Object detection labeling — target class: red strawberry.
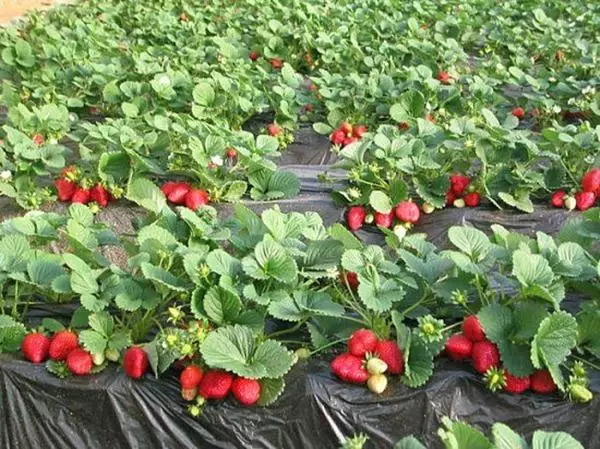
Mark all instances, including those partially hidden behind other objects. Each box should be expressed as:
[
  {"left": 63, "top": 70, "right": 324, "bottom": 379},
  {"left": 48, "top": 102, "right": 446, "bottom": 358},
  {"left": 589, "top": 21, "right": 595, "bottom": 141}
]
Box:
[
  {"left": 231, "top": 377, "right": 261, "bottom": 406},
  {"left": 464, "top": 192, "right": 481, "bottom": 207},
  {"left": 395, "top": 201, "right": 420, "bottom": 224},
  {"left": 267, "top": 123, "right": 281, "bottom": 137},
  {"left": 551, "top": 190, "right": 566, "bottom": 208},
  {"left": 342, "top": 136, "right": 358, "bottom": 146},
  {"left": 66, "top": 348, "right": 93, "bottom": 376},
  {"left": 398, "top": 122, "right": 410, "bottom": 131},
  {"left": 123, "top": 346, "right": 149, "bottom": 379},
  {"left": 374, "top": 211, "right": 394, "bottom": 228},
  {"left": 450, "top": 174, "right": 470, "bottom": 196},
  {"left": 60, "top": 165, "right": 77, "bottom": 178},
  {"left": 32, "top": 134, "right": 45, "bottom": 145},
  {"left": 249, "top": 50, "right": 259, "bottom": 61},
  {"left": 347, "top": 329, "right": 378, "bottom": 357},
  {"left": 352, "top": 125, "right": 368, "bottom": 138},
  {"left": 530, "top": 370, "right": 556, "bottom": 394},
  {"left": 21, "top": 332, "right": 50, "bottom": 363},
  {"left": 90, "top": 184, "right": 109, "bottom": 207},
  {"left": 330, "top": 353, "right": 369, "bottom": 384},
  {"left": 462, "top": 315, "right": 485, "bottom": 342},
  {"left": 199, "top": 370, "right": 234, "bottom": 399},
  {"left": 504, "top": 371, "right": 530, "bottom": 394},
  {"left": 511, "top": 107, "right": 525, "bottom": 119},
  {"left": 446, "top": 190, "right": 457, "bottom": 206},
  {"left": 270, "top": 58, "right": 283, "bottom": 69},
  {"left": 374, "top": 340, "right": 404, "bottom": 375},
  {"left": 330, "top": 129, "right": 346, "bottom": 145},
  {"left": 445, "top": 334, "right": 473, "bottom": 361},
  {"left": 425, "top": 114, "right": 435, "bottom": 123},
  {"left": 304, "top": 103, "right": 313, "bottom": 113},
  {"left": 71, "top": 188, "right": 91, "bottom": 204},
  {"left": 341, "top": 271, "right": 359, "bottom": 290},
  {"left": 346, "top": 206, "right": 366, "bottom": 231},
  {"left": 340, "top": 122, "right": 353, "bottom": 136},
  {"left": 581, "top": 168, "right": 600, "bottom": 195},
  {"left": 48, "top": 330, "right": 79, "bottom": 361},
  {"left": 226, "top": 148, "right": 238, "bottom": 159},
  {"left": 437, "top": 71, "right": 451, "bottom": 85},
  {"left": 166, "top": 182, "right": 191, "bottom": 204},
  {"left": 55, "top": 179, "right": 77, "bottom": 202},
  {"left": 179, "top": 13, "right": 189, "bottom": 22},
  {"left": 185, "top": 189, "right": 210, "bottom": 211},
  {"left": 555, "top": 50, "right": 564, "bottom": 62},
  {"left": 180, "top": 365, "right": 204, "bottom": 401},
  {"left": 471, "top": 340, "right": 500, "bottom": 374},
  {"left": 161, "top": 181, "right": 178, "bottom": 196},
  {"left": 575, "top": 191, "right": 596, "bottom": 211}
]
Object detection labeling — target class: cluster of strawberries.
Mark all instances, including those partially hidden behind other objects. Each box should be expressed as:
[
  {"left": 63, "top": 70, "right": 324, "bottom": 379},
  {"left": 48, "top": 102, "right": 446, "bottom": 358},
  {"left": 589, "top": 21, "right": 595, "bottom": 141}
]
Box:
[
  {"left": 330, "top": 122, "right": 368, "bottom": 147},
  {"left": 551, "top": 167, "right": 599, "bottom": 211},
  {"left": 55, "top": 166, "right": 113, "bottom": 207},
  {"left": 445, "top": 316, "right": 556, "bottom": 395},
  {"left": 346, "top": 200, "right": 420, "bottom": 238},
  {"left": 21, "top": 329, "right": 148, "bottom": 379},
  {"left": 179, "top": 366, "right": 262, "bottom": 415},
  {"left": 161, "top": 181, "right": 210, "bottom": 211},
  {"left": 248, "top": 50, "right": 283, "bottom": 70},
  {"left": 446, "top": 174, "right": 481, "bottom": 208},
  {"left": 330, "top": 328, "right": 404, "bottom": 394}
]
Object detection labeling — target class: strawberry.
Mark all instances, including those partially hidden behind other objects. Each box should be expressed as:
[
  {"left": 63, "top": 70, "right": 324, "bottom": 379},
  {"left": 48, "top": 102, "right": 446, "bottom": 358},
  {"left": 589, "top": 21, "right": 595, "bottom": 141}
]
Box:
[
  {"left": 341, "top": 271, "right": 359, "bottom": 290},
  {"left": 185, "top": 189, "right": 210, "bottom": 211},
  {"left": 446, "top": 190, "right": 457, "bottom": 206},
  {"left": 49, "top": 330, "right": 79, "bottom": 361},
  {"left": 395, "top": 201, "right": 420, "bottom": 224},
  {"left": 453, "top": 198, "right": 466, "bottom": 208},
  {"left": 32, "top": 134, "right": 45, "bottom": 146},
  {"left": 398, "top": 122, "right": 410, "bottom": 131},
  {"left": 330, "top": 353, "right": 369, "bottom": 384},
  {"left": 374, "top": 211, "right": 394, "bottom": 228},
  {"left": 343, "top": 136, "right": 358, "bottom": 146},
  {"left": 366, "top": 357, "right": 387, "bottom": 375},
  {"left": 249, "top": 50, "right": 259, "bottom": 61},
  {"left": 374, "top": 340, "right": 404, "bottom": 375},
  {"left": 270, "top": 58, "right": 283, "bottom": 69},
  {"left": 180, "top": 365, "right": 204, "bottom": 401},
  {"left": 551, "top": 190, "right": 566, "bottom": 208},
  {"left": 471, "top": 340, "right": 500, "bottom": 374},
  {"left": 450, "top": 174, "right": 470, "bottom": 196},
  {"left": 161, "top": 181, "right": 178, "bottom": 196},
  {"left": 555, "top": 50, "right": 564, "bottom": 62},
  {"left": 352, "top": 125, "right": 368, "bottom": 138},
  {"left": 199, "top": 370, "right": 234, "bottom": 399},
  {"left": 304, "top": 103, "right": 313, "bottom": 113},
  {"left": 575, "top": 191, "right": 596, "bottom": 211},
  {"left": 71, "top": 188, "right": 91, "bottom": 204},
  {"left": 179, "top": 13, "right": 189, "bottom": 22},
  {"left": 462, "top": 315, "right": 485, "bottom": 342},
  {"left": 504, "top": 371, "right": 530, "bottom": 394},
  {"left": 226, "top": 148, "right": 238, "bottom": 159},
  {"left": 346, "top": 206, "right": 366, "bottom": 231},
  {"left": 90, "top": 184, "right": 109, "bottom": 207},
  {"left": 267, "top": 123, "right": 281, "bottom": 137},
  {"left": 581, "top": 168, "right": 600, "bottom": 195},
  {"left": 367, "top": 374, "right": 388, "bottom": 394},
  {"left": 445, "top": 334, "right": 473, "bottom": 361},
  {"left": 564, "top": 196, "right": 577, "bottom": 211},
  {"left": 21, "top": 332, "right": 50, "bottom": 363},
  {"left": 511, "top": 107, "right": 525, "bottom": 119},
  {"left": 347, "top": 329, "right": 378, "bottom": 357},
  {"left": 530, "top": 370, "right": 556, "bottom": 394},
  {"left": 437, "top": 71, "right": 451, "bottom": 85},
  {"left": 55, "top": 179, "right": 77, "bottom": 202},
  {"left": 340, "top": 122, "right": 353, "bottom": 135},
  {"left": 463, "top": 192, "right": 481, "bottom": 207},
  {"left": 231, "top": 377, "right": 261, "bottom": 406},
  {"left": 425, "top": 113, "right": 435, "bottom": 123},
  {"left": 123, "top": 346, "right": 149, "bottom": 379},
  {"left": 330, "top": 129, "right": 346, "bottom": 145},
  {"left": 166, "top": 182, "right": 191, "bottom": 204},
  {"left": 66, "top": 348, "right": 93, "bottom": 376}
]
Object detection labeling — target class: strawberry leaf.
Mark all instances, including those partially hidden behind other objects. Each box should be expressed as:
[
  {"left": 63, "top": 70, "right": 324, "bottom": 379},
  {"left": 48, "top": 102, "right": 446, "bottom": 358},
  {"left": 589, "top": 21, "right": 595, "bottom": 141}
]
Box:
[
  {"left": 257, "top": 377, "right": 285, "bottom": 407},
  {"left": 401, "top": 338, "right": 433, "bottom": 388},
  {"left": 531, "top": 311, "right": 578, "bottom": 370},
  {"left": 531, "top": 431, "right": 584, "bottom": 449}
]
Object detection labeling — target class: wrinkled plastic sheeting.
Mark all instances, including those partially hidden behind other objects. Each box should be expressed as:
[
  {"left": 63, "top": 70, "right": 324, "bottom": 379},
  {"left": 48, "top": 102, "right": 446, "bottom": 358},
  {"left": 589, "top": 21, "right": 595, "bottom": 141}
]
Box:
[{"left": 0, "top": 356, "right": 599, "bottom": 449}]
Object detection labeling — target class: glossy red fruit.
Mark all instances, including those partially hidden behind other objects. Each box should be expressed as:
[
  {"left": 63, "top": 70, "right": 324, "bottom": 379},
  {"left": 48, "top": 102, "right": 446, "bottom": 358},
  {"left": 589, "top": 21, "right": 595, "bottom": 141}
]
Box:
[
  {"left": 575, "top": 191, "right": 596, "bottom": 211},
  {"left": 71, "top": 188, "right": 91, "bottom": 204},
  {"left": 341, "top": 271, "right": 359, "bottom": 290},
  {"left": 166, "top": 182, "right": 191, "bottom": 204},
  {"left": 180, "top": 365, "right": 204, "bottom": 401},
  {"left": 90, "top": 184, "right": 109, "bottom": 207},
  {"left": 352, "top": 125, "right": 368, "bottom": 139},
  {"left": 226, "top": 148, "right": 238, "bottom": 159},
  {"left": 450, "top": 174, "right": 471, "bottom": 196},
  {"left": 267, "top": 123, "right": 281, "bottom": 137},
  {"left": 581, "top": 168, "right": 600, "bottom": 195},
  {"left": 342, "top": 136, "right": 358, "bottom": 146},
  {"left": 249, "top": 50, "right": 259, "bottom": 61},
  {"left": 425, "top": 113, "right": 435, "bottom": 123},
  {"left": 199, "top": 370, "right": 234, "bottom": 399},
  {"left": 374, "top": 211, "right": 394, "bottom": 228},
  {"left": 347, "top": 329, "right": 378, "bottom": 357},
  {"left": 330, "top": 129, "right": 346, "bottom": 145},
  {"left": 330, "top": 353, "right": 369, "bottom": 384},
  {"left": 530, "top": 370, "right": 557, "bottom": 394},
  {"left": 66, "top": 348, "right": 93, "bottom": 376},
  {"left": 463, "top": 192, "right": 481, "bottom": 207},
  {"left": 445, "top": 334, "right": 473, "bottom": 361},
  {"left": 346, "top": 206, "right": 366, "bottom": 231},
  {"left": 471, "top": 341, "right": 500, "bottom": 374},
  {"left": 462, "top": 315, "right": 485, "bottom": 342},
  {"left": 231, "top": 377, "right": 261, "bottom": 406},
  {"left": 185, "top": 189, "right": 210, "bottom": 211},
  {"left": 511, "top": 107, "right": 525, "bottom": 119},
  {"left": 270, "top": 58, "right": 283, "bottom": 69},
  {"left": 395, "top": 201, "right": 420, "bottom": 224},
  {"left": 398, "top": 122, "right": 410, "bottom": 131},
  {"left": 446, "top": 190, "right": 457, "bottom": 206},
  {"left": 49, "top": 330, "right": 79, "bottom": 361},
  {"left": 304, "top": 103, "right": 313, "bottom": 113},
  {"left": 550, "top": 190, "right": 566, "bottom": 208},
  {"left": 55, "top": 179, "right": 77, "bottom": 202},
  {"left": 32, "top": 134, "right": 45, "bottom": 146},
  {"left": 123, "top": 346, "right": 149, "bottom": 379},
  {"left": 374, "top": 340, "right": 404, "bottom": 375},
  {"left": 437, "top": 71, "right": 451, "bottom": 85},
  {"left": 504, "top": 371, "right": 530, "bottom": 394},
  {"left": 340, "top": 122, "right": 353, "bottom": 135},
  {"left": 21, "top": 332, "right": 51, "bottom": 363}
]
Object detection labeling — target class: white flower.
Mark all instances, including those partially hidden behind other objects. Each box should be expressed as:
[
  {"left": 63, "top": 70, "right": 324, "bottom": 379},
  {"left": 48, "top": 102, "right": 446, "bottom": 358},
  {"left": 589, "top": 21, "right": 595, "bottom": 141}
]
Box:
[
  {"left": 158, "top": 75, "right": 171, "bottom": 87},
  {"left": 210, "top": 155, "right": 223, "bottom": 166},
  {"left": 0, "top": 170, "right": 12, "bottom": 181},
  {"left": 548, "top": 77, "right": 557, "bottom": 83},
  {"left": 552, "top": 105, "right": 562, "bottom": 114}
]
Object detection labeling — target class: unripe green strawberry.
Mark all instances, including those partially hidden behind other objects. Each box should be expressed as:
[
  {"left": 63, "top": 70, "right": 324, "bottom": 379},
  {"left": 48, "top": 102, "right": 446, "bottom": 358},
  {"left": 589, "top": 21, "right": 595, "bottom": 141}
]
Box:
[
  {"left": 421, "top": 203, "right": 435, "bottom": 214},
  {"left": 564, "top": 196, "right": 576, "bottom": 211},
  {"left": 393, "top": 224, "right": 407, "bottom": 240},
  {"left": 294, "top": 348, "right": 311, "bottom": 360},
  {"left": 366, "top": 357, "right": 387, "bottom": 375},
  {"left": 367, "top": 374, "right": 388, "bottom": 394},
  {"left": 453, "top": 198, "right": 466, "bottom": 208},
  {"left": 105, "top": 348, "right": 120, "bottom": 362},
  {"left": 569, "top": 384, "right": 593, "bottom": 403},
  {"left": 92, "top": 352, "right": 105, "bottom": 366}
]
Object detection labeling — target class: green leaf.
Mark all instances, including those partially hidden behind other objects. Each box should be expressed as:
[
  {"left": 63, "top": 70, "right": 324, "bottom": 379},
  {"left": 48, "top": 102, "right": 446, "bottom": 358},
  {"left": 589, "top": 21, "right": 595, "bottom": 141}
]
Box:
[
  {"left": 206, "top": 249, "right": 240, "bottom": 277},
  {"left": 242, "top": 236, "right": 298, "bottom": 283},
  {"left": 141, "top": 263, "right": 191, "bottom": 291},
  {"left": 0, "top": 315, "right": 26, "bottom": 352},
  {"left": 193, "top": 83, "right": 215, "bottom": 106},
  {"left": 531, "top": 431, "right": 583, "bottom": 449},
  {"left": 79, "top": 330, "right": 107, "bottom": 355},
  {"left": 203, "top": 286, "right": 243, "bottom": 325},
  {"left": 401, "top": 338, "right": 433, "bottom": 388},
  {"left": 70, "top": 270, "right": 99, "bottom": 295},
  {"left": 513, "top": 250, "right": 554, "bottom": 287},
  {"left": 257, "top": 377, "right": 285, "bottom": 406},
  {"left": 126, "top": 178, "right": 166, "bottom": 214},
  {"left": 492, "top": 423, "right": 527, "bottom": 449},
  {"left": 27, "top": 260, "right": 65, "bottom": 287},
  {"left": 88, "top": 312, "right": 114, "bottom": 336},
  {"left": 328, "top": 224, "right": 362, "bottom": 250},
  {"left": 41, "top": 318, "right": 65, "bottom": 333},
  {"left": 394, "top": 437, "right": 427, "bottom": 449},
  {"left": 312, "top": 122, "right": 333, "bottom": 135},
  {"left": 121, "top": 102, "right": 139, "bottom": 117},
  {"left": 477, "top": 303, "right": 513, "bottom": 343},
  {"left": 369, "top": 190, "right": 392, "bottom": 213},
  {"left": 481, "top": 108, "right": 500, "bottom": 127},
  {"left": 441, "top": 420, "right": 493, "bottom": 449},
  {"left": 390, "top": 91, "right": 425, "bottom": 122},
  {"left": 222, "top": 181, "right": 247, "bottom": 201},
  {"left": 531, "top": 311, "right": 578, "bottom": 369},
  {"left": 448, "top": 226, "right": 490, "bottom": 261}
]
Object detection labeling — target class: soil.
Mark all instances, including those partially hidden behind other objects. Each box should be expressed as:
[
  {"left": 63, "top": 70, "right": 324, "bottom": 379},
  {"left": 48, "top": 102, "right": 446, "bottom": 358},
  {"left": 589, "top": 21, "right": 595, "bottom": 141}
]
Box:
[{"left": 0, "top": 0, "right": 72, "bottom": 25}]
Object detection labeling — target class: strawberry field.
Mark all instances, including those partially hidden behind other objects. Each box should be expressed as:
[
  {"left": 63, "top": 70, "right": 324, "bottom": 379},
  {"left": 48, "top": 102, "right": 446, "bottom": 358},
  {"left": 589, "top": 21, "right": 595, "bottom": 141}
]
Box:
[{"left": 0, "top": 0, "right": 599, "bottom": 448}]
